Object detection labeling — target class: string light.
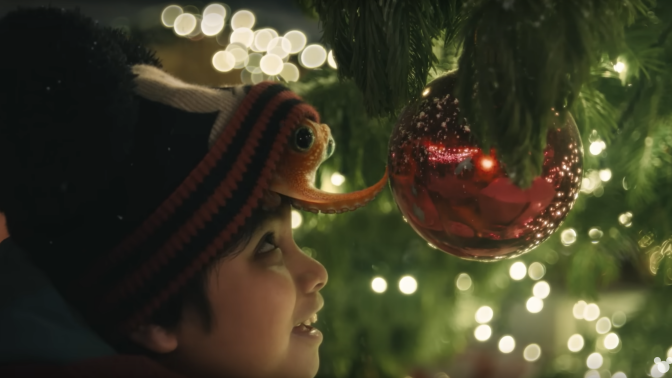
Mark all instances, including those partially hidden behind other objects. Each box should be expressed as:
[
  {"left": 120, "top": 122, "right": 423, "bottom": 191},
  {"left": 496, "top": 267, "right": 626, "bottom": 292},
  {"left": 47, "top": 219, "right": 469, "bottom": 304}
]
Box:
[
  {"left": 230, "top": 28, "right": 254, "bottom": 48},
  {"left": 300, "top": 44, "right": 328, "bottom": 68},
  {"left": 595, "top": 317, "right": 612, "bottom": 334},
  {"left": 561, "top": 229, "right": 577, "bottom": 246},
  {"left": 280, "top": 62, "right": 300, "bottom": 82},
  {"left": 599, "top": 169, "right": 612, "bottom": 182},
  {"left": 528, "top": 262, "right": 546, "bottom": 280},
  {"left": 533, "top": 281, "right": 551, "bottom": 299},
  {"left": 474, "top": 325, "right": 492, "bottom": 341},
  {"left": 399, "top": 275, "right": 417, "bottom": 294},
  {"left": 573, "top": 301, "right": 587, "bottom": 319},
  {"left": 161, "top": 5, "right": 183, "bottom": 27},
  {"left": 526, "top": 297, "right": 544, "bottom": 313},
  {"left": 498, "top": 336, "right": 516, "bottom": 353},
  {"left": 327, "top": 50, "right": 337, "bottom": 69},
  {"left": 604, "top": 333, "right": 620, "bottom": 350},
  {"left": 612, "top": 311, "right": 627, "bottom": 328},
  {"left": 284, "top": 30, "right": 307, "bottom": 54},
  {"left": 212, "top": 50, "right": 235, "bottom": 72},
  {"left": 371, "top": 277, "right": 387, "bottom": 293},
  {"left": 509, "top": 262, "right": 527, "bottom": 280},
  {"left": 245, "top": 53, "right": 263, "bottom": 72},
  {"left": 330, "top": 172, "right": 346, "bottom": 186},
  {"left": 588, "top": 228, "right": 603, "bottom": 244},
  {"left": 267, "top": 37, "right": 292, "bottom": 59},
  {"left": 173, "top": 13, "right": 197, "bottom": 36},
  {"left": 618, "top": 212, "right": 633, "bottom": 227},
  {"left": 201, "top": 4, "right": 226, "bottom": 36},
  {"left": 523, "top": 344, "right": 542, "bottom": 362},
  {"left": 231, "top": 10, "right": 255, "bottom": 29},
  {"left": 583, "top": 303, "right": 600, "bottom": 321},
  {"left": 456, "top": 273, "right": 472, "bottom": 291},
  {"left": 567, "top": 334, "right": 584, "bottom": 352},
  {"left": 260, "top": 54, "right": 283, "bottom": 75},
  {"left": 253, "top": 29, "right": 274, "bottom": 52},
  {"left": 291, "top": 210, "right": 303, "bottom": 229},
  {"left": 475, "top": 306, "right": 494, "bottom": 324},
  {"left": 586, "top": 353, "right": 603, "bottom": 369}
]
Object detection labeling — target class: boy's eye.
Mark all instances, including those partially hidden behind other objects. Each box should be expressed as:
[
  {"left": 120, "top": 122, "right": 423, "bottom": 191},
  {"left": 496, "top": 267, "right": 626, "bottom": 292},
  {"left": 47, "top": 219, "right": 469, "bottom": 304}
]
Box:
[
  {"left": 255, "top": 232, "right": 279, "bottom": 256},
  {"left": 259, "top": 241, "right": 277, "bottom": 254}
]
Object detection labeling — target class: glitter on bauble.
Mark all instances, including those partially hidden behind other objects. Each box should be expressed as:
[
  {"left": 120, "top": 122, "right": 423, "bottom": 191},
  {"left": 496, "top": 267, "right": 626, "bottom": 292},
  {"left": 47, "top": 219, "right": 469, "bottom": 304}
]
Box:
[{"left": 388, "top": 72, "right": 583, "bottom": 261}]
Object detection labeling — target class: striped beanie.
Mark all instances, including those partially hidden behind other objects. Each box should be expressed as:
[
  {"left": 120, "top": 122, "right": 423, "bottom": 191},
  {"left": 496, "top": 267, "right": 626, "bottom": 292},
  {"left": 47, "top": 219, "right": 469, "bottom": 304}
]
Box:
[{"left": 0, "top": 8, "right": 387, "bottom": 339}]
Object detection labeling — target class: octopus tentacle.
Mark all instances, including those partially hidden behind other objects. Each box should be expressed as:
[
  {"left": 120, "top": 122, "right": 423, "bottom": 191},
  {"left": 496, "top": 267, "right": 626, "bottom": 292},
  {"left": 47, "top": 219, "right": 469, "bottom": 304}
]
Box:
[{"left": 289, "top": 167, "right": 389, "bottom": 213}]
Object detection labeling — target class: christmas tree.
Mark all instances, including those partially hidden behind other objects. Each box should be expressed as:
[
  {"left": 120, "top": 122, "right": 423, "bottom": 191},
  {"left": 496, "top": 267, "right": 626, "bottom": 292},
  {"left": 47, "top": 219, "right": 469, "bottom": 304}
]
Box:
[{"left": 134, "top": 0, "right": 672, "bottom": 376}]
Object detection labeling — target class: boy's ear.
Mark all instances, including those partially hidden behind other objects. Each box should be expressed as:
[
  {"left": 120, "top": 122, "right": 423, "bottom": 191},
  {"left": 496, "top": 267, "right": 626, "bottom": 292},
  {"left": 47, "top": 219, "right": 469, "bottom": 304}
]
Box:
[{"left": 129, "top": 324, "right": 179, "bottom": 354}]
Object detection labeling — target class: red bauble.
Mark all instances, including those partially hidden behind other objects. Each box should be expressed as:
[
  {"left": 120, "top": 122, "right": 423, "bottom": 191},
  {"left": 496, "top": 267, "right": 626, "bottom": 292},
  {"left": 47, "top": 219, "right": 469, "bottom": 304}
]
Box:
[{"left": 388, "top": 72, "right": 583, "bottom": 261}]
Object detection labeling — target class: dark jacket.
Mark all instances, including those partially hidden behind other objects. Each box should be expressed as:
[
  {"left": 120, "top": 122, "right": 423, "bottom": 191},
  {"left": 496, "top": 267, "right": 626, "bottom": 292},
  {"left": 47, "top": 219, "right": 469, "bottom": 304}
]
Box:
[{"left": 0, "top": 238, "right": 185, "bottom": 377}]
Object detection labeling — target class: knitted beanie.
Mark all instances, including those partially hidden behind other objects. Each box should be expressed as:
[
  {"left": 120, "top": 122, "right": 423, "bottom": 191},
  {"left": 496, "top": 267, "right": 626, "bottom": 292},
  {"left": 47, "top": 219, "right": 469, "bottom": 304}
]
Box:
[{"left": 0, "top": 7, "right": 387, "bottom": 337}]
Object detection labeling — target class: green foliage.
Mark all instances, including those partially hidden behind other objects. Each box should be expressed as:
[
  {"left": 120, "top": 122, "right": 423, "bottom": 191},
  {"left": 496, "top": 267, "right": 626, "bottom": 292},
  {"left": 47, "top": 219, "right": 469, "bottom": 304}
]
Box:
[
  {"left": 302, "top": 0, "right": 653, "bottom": 187},
  {"left": 287, "top": 1, "right": 672, "bottom": 377}
]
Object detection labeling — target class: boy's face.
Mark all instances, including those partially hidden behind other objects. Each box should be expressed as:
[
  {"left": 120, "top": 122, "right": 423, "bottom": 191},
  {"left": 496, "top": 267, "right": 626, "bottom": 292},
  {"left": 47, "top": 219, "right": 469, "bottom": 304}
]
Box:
[{"left": 155, "top": 203, "right": 328, "bottom": 378}]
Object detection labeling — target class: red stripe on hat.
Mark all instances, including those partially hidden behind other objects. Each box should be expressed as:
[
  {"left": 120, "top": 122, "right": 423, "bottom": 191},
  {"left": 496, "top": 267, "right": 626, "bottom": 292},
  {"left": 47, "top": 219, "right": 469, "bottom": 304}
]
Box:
[
  {"left": 120, "top": 102, "right": 317, "bottom": 332},
  {"left": 96, "top": 88, "right": 308, "bottom": 311},
  {"left": 77, "top": 82, "right": 275, "bottom": 289}
]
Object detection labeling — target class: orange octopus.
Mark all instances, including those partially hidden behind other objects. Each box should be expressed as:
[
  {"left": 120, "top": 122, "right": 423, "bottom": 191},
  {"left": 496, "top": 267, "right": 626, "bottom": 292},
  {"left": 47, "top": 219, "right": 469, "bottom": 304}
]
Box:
[{"left": 270, "top": 119, "right": 389, "bottom": 214}]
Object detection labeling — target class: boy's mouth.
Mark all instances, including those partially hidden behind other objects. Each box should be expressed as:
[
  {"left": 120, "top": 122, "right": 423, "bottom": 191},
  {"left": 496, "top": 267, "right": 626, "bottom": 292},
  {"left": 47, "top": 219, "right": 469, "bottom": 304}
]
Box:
[{"left": 292, "top": 314, "right": 321, "bottom": 338}]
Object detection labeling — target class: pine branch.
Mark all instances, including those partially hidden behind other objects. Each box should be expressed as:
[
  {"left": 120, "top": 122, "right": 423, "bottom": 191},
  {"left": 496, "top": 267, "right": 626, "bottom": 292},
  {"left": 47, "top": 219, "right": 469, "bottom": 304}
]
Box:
[
  {"left": 300, "top": 0, "right": 461, "bottom": 118},
  {"left": 455, "top": 0, "right": 649, "bottom": 187}
]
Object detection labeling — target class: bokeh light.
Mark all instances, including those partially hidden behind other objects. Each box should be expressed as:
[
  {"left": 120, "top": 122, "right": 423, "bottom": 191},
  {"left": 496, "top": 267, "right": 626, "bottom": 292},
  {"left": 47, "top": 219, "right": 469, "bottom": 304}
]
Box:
[
  {"left": 253, "top": 29, "right": 274, "bottom": 51},
  {"left": 371, "top": 277, "right": 387, "bottom": 293},
  {"left": 618, "top": 212, "right": 633, "bottom": 227},
  {"left": 230, "top": 28, "right": 254, "bottom": 48},
  {"left": 231, "top": 10, "right": 255, "bottom": 30},
  {"left": 498, "top": 336, "right": 516, "bottom": 353},
  {"left": 330, "top": 172, "right": 346, "bottom": 186},
  {"left": 526, "top": 297, "right": 544, "bottom": 313},
  {"left": 280, "top": 62, "right": 300, "bottom": 82},
  {"left": 523, "top": 344, "right": 541, "bottom": 362},
  {"left": 612, "top": 311, "right": 627, "bottom": 328},
  {"left": 595, "top": 317, "right": 612, "bottom": 334},
  {"left": 584, "top": 303, "right": 600, "bottom": 321},
  {"left": 573, "top": 301, "right": 587, "bottom": 319},
  {"left": 212, "top": 50, "right": 235, "bottom": 72},
  {"left": 586, "top": 353, "right": 603, "bottom": 369},
  {"left": 300, "top": 44, "right": 328, "bottom": 68},
  {"left": 291, "top": 210, "right": 302, "bottom": 229},
  {"left": 327, "top": 50, "right": 337, "bottom": 69},
  {"left": 267, "top": 37, "right": 292, "bottom": 58},
  {"left": 245, "top": 53, "right": 263, "bottom": 72},
  {"left": 161, "top": 5, "right": 183, "bottom": 27},
  {"left": 561, "top": 228, "right": 577, "bottom": 246},
  {"left": 284, "top": 30, "right": 307, "bottom": 54},
  {"left": 475, "top": 306, "right": 494, "bottom": 324},
  {"left": 509, "top": 262, "right": 527, "bottom": 280},
  {"left": 604, "top": 333, "right": 620, "bottom": 350},
  {"left": 567, "top": 334, "right": 585, "bottom": 352},
  {"left": 260, "top": 54, "right": 283, "bottom": 75},
  {"left": 399, "top": 275, "right": 417, "bottom": 294},
  {"left": 533, "top": 281, "right": 551, "bottom": 299},
  {"left": 528, "top": 262, "right": 546, "bottom": 280},
  {"left": 599, "top": 168, "right": 612, "bottom": 181},
  {"left": 474, "top": 325, "right": 492, "bottom": 341},
  {"left": 456, "top": 273, "right": 472, "bottom": 291},
  {"left": 611, "top": 372, "right": 627, "bottom": 378},
  {"left": 174, "top": 13, "right": 197, "bottom": 36}
]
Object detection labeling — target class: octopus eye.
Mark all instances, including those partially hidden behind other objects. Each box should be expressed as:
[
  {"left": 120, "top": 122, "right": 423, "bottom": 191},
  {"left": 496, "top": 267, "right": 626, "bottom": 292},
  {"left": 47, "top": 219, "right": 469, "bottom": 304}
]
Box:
[
  {"left": 292, "top": 126, "right": 314, "bottom": 152},
  {"left": 326, "top": 137, "right": 335, "bottom": 158}
]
